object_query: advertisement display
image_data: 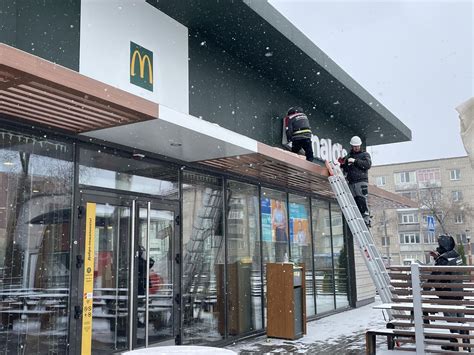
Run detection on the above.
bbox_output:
[261,197,288,243]
[261,197,272,242]
[80,0,189,113]
[289,203,310,245]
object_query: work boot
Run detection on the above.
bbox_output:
[363,213,372,228]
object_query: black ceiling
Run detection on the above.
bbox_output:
[147,0,411,146]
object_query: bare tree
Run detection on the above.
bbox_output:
[418,183,472,235]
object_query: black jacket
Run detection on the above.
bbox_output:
[285,113,312,141]
[341,150,372,183]
[432,249,463,299]
[435,249,462,267]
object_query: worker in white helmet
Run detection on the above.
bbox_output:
[338,136,372,227]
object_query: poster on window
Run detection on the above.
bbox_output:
[261,197,272,242]
[289,203,309,245]
[261,197,288,242]
[272,200,288,243]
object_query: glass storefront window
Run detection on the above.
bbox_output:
[260,188,288,328]
[260,188,288,263]
[0,129,73,353]
[226,181,262,335]
[79,146,178,198]
[181,171,224,344]
[331,204,349,308]
[289,194,315,316]
[137,208,174,346]
[311,199,335,313]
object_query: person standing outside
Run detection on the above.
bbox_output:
[338,136,372,227]
[428,235,465,351]
[284,107,314,162]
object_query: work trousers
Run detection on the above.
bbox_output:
[291,138,314,162]
[349,181,370,223]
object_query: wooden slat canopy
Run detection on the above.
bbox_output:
[199,142,333,198]
[0,44,158,133]
[199,142,417,208]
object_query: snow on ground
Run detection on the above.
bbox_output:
[225,297,401,354]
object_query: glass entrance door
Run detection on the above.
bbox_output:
[74,193,179,354]
[135,203,177,347]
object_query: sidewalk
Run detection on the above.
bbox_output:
[225,297,405,354]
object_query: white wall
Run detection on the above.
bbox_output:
[79,0,188,114]
[354,246,376,304]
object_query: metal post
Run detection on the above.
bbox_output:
[145,202,151,347]
[129,200,136,350]
[383,210,390,266]
[410,263,425,354]
[466,230,472,266]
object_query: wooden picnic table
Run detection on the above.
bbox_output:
[367,264,474,354]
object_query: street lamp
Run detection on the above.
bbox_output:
[466,230,471,266]
[382,210,390,266]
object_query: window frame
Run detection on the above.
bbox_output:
[454,213,464,224]
[375,176,386,187]
[452,190,463,202]
[450,169,461,181]
[398,212,419,224]
[399,232,421,244]
[395,171,416,184]
[417,168,441,187]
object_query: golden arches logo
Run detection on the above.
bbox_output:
[130,50,153,84]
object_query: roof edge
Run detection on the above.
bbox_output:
[244,0,412,142]
[373,155,470,168]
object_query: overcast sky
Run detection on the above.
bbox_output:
[270,0,473,165]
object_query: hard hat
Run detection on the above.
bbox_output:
[350,136,362,146]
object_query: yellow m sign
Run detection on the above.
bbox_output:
[130,42,153,91]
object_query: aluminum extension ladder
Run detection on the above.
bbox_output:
[326,161,393,319]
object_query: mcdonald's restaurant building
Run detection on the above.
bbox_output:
[0,1,413,354]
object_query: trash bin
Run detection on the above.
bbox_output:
[266,263,306,339]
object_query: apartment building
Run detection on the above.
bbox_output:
[369,156,473,265]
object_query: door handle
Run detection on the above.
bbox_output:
[76,255,84,269]
[74,305,82,319]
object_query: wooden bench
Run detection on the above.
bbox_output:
[366,264,474,354]
[366,328,396,354]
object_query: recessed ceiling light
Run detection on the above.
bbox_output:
[32,189,40,193]
[3,162,14,166]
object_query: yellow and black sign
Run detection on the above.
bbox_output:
[130,41,153,91]
[81,203,96,355]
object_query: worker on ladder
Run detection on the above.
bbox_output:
[338,136,372,227]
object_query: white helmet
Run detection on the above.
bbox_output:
[350,136,362,146]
